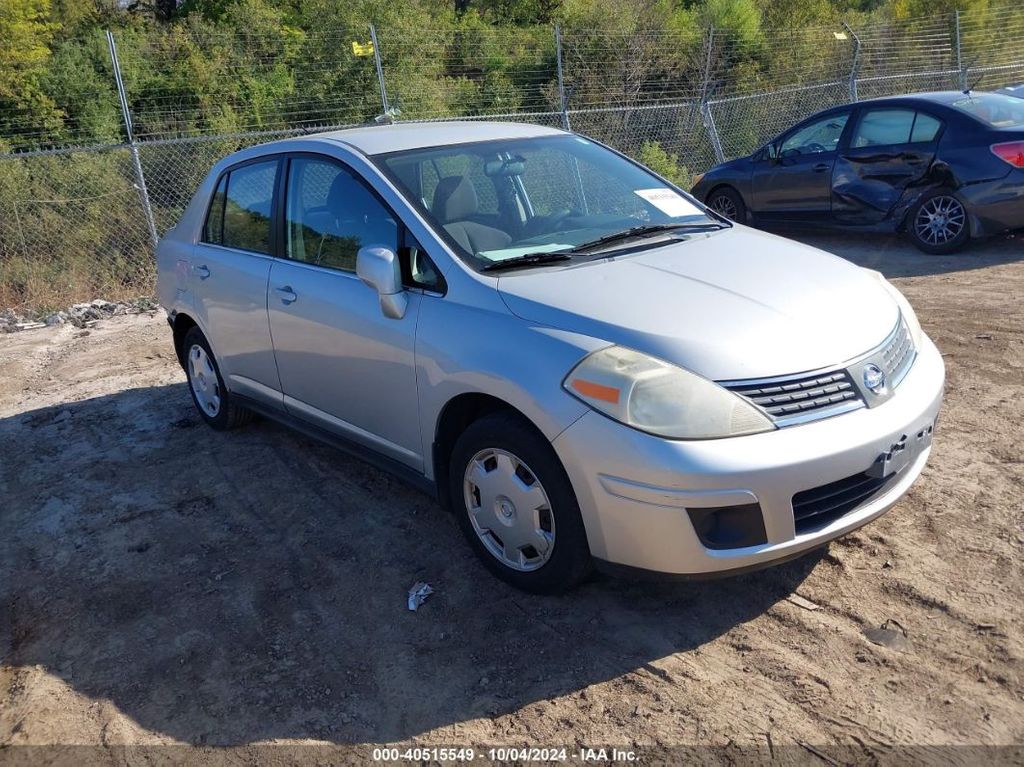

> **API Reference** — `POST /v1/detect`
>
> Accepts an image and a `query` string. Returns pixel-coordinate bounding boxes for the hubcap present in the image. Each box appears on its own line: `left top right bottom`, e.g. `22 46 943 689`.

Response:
915 195 965 246
463 448 555 572
710 194 738 220
188 344 221 417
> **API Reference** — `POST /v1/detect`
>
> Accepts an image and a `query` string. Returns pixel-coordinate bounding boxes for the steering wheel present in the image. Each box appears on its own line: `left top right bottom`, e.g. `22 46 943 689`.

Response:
545 208 574 225
806 142 827 153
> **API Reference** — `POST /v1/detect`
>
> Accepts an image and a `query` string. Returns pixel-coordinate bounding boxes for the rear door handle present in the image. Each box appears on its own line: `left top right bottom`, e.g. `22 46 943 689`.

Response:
274 286 298 305
194 264 211 280
813 163 830 173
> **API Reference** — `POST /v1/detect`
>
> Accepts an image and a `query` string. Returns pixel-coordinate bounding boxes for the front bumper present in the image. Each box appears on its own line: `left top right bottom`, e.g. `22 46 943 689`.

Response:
552 335 945 576
962 169 1024 237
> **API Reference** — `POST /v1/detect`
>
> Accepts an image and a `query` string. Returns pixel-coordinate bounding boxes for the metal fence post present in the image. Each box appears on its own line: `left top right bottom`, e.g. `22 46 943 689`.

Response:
555 25 571 131
843 22 861 102
106 29 159 250
700 27 725 164
955 10 967 90
369 24 391 117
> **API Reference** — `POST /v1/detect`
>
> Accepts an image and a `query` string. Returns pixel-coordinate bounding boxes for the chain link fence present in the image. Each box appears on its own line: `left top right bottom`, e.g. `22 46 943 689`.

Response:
2 5 1023 314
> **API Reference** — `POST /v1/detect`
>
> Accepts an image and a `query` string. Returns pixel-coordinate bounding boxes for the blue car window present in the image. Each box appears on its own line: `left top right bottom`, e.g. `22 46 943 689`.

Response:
910 113 942 144
779 113 850 155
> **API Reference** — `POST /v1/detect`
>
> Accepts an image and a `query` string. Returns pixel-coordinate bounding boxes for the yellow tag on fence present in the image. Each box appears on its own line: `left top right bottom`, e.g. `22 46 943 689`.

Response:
352 41 374 57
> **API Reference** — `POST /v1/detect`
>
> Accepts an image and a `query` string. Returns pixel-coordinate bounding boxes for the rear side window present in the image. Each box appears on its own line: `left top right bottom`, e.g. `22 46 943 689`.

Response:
911 113 942 143
852 109 943 147
203 175 227 244
202 160 278 254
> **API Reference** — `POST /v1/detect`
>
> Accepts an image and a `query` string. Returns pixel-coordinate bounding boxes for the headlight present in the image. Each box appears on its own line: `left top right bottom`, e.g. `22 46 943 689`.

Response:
865 269 923 349
563 346 775 440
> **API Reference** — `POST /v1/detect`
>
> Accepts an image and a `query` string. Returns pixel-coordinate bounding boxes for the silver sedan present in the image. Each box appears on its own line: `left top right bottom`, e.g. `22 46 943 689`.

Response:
156 121 944 592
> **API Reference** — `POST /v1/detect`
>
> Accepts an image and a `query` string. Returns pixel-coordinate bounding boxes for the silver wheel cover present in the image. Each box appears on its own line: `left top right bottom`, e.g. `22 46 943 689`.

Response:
188 343 222 418
463 448 555 572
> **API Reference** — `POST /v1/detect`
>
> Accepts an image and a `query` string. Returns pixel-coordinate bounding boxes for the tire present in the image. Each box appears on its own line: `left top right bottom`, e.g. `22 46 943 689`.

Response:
182 326 254 431
906 190 970 255
448 411 592 593
706 185 747 223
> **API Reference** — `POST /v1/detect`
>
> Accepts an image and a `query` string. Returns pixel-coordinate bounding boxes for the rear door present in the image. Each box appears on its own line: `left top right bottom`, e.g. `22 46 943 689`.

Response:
751 109 852 221
832 107 943 224
192 157 283 405
266 154 425 470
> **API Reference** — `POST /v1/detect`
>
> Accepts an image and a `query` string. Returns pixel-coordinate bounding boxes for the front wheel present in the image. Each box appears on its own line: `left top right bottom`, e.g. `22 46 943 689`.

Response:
906 191 970 254
706 186 747 223
448 412 592 593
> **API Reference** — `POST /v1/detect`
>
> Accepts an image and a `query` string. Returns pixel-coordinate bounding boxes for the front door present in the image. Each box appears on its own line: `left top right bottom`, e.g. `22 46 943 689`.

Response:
832 107 942 224
751 110 851 222
267 155 424 469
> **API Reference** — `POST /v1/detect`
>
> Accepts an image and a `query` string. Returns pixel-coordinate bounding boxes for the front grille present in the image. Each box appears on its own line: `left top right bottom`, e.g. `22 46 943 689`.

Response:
723 369 863 421
880 318 914 384
792 470 898 533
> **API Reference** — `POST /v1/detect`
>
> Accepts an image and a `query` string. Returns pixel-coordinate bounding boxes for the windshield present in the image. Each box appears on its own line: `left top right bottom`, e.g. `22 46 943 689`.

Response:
949 93 1024 128
374 134 718 269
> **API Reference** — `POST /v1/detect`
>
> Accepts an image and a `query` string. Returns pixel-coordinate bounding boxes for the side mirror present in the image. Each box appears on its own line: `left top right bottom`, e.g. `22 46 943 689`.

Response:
356 245 407 320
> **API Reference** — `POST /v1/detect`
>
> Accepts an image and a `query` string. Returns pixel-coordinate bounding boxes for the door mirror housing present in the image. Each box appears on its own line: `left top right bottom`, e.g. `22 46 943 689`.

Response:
779 147 803 163
357 245 407 320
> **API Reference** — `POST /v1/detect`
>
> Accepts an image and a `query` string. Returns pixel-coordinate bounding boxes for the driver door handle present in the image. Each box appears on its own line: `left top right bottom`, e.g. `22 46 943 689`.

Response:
194 264 211 280
813 163 830 173
274 286 298 305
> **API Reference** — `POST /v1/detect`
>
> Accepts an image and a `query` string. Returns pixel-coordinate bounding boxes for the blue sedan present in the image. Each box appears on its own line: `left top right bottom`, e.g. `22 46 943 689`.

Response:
692 91 1024 254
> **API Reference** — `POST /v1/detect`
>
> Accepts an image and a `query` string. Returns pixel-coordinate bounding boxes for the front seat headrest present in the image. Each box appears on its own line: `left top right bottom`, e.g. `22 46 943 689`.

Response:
432 176 478 224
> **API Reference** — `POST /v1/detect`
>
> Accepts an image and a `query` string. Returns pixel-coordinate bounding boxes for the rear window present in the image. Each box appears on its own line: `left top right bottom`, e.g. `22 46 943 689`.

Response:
949 93 1024 128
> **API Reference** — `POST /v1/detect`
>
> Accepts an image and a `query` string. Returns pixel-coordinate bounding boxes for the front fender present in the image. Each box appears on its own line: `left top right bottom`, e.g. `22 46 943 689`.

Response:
414 296 607 480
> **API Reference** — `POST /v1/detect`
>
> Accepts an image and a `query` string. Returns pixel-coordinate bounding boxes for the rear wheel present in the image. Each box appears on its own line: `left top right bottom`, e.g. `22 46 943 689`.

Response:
706 186 747 223
183 326 254 431
906 191 970 254
448 411 592 593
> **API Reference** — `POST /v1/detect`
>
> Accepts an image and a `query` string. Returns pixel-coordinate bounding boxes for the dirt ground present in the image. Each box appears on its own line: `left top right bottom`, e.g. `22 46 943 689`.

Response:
1 231 1022 758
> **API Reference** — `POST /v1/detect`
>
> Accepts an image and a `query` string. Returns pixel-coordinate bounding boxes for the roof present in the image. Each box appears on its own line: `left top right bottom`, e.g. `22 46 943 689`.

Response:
864 90 1002 106
296 120 565 156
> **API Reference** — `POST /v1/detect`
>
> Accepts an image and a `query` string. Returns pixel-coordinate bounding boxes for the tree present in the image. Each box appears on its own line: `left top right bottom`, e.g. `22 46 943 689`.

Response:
0 0 61 146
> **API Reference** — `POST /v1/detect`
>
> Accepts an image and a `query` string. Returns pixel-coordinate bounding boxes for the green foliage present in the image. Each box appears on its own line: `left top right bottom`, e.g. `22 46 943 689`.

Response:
0 0 61 142
637 139 691 188
702 0 762 46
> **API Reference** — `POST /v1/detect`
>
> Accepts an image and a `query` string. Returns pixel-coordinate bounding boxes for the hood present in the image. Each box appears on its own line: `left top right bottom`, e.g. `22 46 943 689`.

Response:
496 226 899 381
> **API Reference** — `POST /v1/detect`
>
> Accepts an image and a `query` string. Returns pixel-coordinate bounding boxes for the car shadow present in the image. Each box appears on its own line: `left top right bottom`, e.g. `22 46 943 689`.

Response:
770 228 1022 278
0 382 822 745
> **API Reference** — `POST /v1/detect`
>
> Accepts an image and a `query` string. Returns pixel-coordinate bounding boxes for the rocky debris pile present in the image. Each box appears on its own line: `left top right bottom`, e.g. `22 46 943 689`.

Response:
0 297 158 333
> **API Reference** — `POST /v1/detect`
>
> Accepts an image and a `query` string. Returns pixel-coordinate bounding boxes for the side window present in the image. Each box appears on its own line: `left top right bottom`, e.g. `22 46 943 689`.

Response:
779 113 850 155
221 160 277 254
910 112 943 143
203 174 227 244
851 109 917 148
285 157 398 272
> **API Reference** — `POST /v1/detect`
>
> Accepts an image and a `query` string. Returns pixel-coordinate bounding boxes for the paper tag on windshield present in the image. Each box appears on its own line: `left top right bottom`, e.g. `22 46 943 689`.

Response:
634 188 699 218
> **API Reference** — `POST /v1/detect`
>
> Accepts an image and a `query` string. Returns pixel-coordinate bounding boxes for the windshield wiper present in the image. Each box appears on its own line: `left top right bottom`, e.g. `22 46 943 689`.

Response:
567 222 727 254
480 251 573 272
